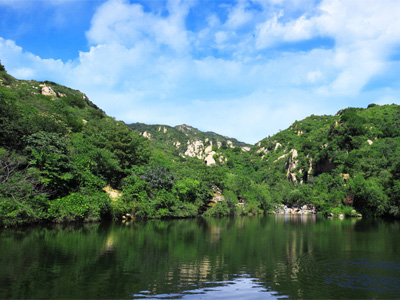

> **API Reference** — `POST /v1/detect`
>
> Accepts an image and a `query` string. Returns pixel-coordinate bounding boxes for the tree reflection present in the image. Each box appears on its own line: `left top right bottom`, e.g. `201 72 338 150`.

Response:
1 216 399 299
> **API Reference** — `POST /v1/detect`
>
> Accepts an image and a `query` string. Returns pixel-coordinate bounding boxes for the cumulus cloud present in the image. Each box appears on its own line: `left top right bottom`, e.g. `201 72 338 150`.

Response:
0 38 69 81
86 0 191 53
1 0 400 143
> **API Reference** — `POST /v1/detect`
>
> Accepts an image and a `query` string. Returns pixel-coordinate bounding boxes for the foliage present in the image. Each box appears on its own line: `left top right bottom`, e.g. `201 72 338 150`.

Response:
1 65 400 225
48 192 111 222
0 148 47 226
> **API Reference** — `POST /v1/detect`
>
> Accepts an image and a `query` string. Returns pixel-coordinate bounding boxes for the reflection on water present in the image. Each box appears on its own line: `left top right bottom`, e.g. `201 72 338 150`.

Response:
1 215 400 299
133 275 282 299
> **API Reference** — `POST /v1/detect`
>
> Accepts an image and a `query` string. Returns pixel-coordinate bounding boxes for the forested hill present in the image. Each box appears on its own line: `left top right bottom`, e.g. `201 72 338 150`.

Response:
128 122 251 165
250 105 400 217
1 61 400 227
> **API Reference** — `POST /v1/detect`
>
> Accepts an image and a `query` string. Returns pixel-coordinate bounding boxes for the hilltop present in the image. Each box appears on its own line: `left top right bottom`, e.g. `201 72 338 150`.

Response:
128 122 250 165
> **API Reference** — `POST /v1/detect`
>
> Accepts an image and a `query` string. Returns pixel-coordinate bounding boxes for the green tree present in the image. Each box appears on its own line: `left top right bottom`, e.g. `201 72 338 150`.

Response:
24 131 74 197
349 174 388 217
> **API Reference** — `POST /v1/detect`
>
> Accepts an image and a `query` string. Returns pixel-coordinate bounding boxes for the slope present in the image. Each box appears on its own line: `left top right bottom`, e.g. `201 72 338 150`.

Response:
128 122 251 166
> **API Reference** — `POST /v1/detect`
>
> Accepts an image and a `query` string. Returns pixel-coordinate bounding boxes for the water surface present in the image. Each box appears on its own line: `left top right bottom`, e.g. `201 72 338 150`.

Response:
1 215 400 299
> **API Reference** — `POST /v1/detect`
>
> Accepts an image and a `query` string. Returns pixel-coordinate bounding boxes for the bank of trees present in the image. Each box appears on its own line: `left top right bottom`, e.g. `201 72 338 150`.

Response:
1 64 399 226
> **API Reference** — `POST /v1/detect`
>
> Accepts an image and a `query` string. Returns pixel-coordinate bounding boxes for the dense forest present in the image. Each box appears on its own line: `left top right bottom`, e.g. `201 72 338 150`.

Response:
1 62 400 227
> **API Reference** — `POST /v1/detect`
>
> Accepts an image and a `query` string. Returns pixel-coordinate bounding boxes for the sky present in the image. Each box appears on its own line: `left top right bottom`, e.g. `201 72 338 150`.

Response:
1 0 400 144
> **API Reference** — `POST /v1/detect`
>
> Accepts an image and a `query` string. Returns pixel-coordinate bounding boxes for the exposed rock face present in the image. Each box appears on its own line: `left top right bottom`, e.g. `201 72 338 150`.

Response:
185 140 204 158
103 186 121 200
210 186 224 203
40 84 57 97
174 141 181 148
205 144 213 154
286 149 299 182
274 154 287 163
141 131 151 140
184 140 218 165
204 153 216 165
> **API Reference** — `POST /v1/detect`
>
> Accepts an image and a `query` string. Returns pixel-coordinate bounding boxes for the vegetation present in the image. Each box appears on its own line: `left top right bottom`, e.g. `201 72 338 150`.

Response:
1 61 399 226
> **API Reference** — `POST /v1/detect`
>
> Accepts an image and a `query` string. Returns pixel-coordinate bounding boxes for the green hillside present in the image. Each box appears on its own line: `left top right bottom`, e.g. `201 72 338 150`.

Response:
1 60 400 226
252 105 400 217
128 122 251 165
0 65 151 226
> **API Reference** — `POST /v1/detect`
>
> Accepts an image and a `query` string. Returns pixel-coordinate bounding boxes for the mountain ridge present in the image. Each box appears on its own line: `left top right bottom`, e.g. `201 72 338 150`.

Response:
1 61 400 227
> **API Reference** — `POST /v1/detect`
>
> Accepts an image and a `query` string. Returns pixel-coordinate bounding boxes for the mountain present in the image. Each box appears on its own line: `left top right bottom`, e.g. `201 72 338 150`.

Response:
0 65 151 226
128 122 251 165
250 105 400 217
1 60 400 227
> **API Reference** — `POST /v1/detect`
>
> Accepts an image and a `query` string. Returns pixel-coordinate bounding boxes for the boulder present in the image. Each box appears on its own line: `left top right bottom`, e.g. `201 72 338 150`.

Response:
41 85 57 97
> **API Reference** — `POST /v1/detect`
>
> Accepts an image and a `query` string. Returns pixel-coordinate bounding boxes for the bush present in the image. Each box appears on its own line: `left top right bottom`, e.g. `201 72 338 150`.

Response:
349 175 388 217
203 201 231 217
48 192 110 222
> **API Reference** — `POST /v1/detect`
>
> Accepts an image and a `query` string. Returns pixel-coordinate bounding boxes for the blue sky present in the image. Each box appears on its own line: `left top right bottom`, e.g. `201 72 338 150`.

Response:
1 0 400 144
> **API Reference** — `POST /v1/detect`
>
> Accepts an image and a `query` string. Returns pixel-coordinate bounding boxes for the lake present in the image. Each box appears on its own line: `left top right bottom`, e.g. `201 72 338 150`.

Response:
1 215 400 299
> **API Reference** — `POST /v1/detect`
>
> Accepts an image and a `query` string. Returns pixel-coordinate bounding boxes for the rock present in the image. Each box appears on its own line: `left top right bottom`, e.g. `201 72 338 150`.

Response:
204 144 213 154
286 149 299 182
185 140 204 158
41 85 57 97
341 173 350 181
103 185 122 200
218 156 227 164
227 140 234 148
274 154 287 162
204 152 216 165
302 205 308 210
141 131 151 140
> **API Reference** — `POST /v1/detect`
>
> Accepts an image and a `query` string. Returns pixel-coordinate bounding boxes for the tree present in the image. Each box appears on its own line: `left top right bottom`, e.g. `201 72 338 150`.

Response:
0 148 47 225
349 174 388 217
24 131 74 197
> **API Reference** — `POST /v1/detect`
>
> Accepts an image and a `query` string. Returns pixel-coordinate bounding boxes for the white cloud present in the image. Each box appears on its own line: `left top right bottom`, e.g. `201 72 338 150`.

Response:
225 0 253 29
0 37 69 81
1 0 400 143
86 0 191 53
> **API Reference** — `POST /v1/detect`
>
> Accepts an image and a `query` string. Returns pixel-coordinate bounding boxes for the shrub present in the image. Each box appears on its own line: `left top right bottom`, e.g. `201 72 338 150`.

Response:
48 192 110 222
203 201 231 217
